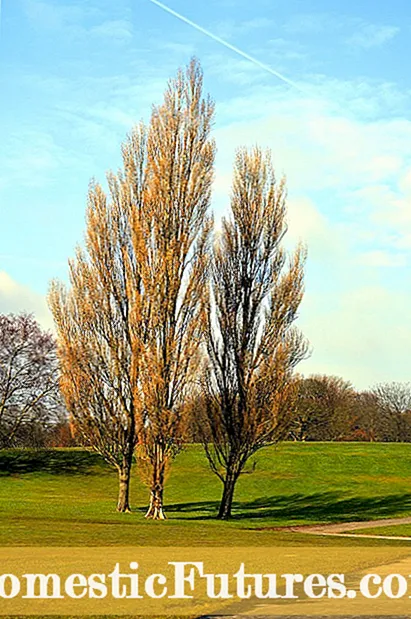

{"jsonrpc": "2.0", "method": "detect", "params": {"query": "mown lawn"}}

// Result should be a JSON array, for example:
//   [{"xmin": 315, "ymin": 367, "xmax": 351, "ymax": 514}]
[{"xmin": 1, "ymin": 443, "xmax": 411, "ymax": 546}]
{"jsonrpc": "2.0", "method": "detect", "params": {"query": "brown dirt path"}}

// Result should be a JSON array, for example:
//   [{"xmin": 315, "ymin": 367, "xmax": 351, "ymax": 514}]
[
  {"xmin": 288, "ymin": 516, "xmax": 411, "ymax": 535},
  {"xmin": 269, "ymin": 516, "xmax": 411, "ymax": 540}
]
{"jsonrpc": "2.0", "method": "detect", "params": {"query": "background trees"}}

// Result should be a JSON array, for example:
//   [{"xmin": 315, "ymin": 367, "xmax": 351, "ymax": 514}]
[
  {"xmin": 372, "ymin": 382, "xmax": 411, "ymax": 416},
  {"xmin": 198, "ymin": 147, "xmax": 308, "ymax": 519},
  {"xmin": 368, "ymin": 382, "xmax": 411, "ymax": 442},
  {"xmin": 290, "ymin": 375, "xmax": 356, "ymax": 442},
  {"xmin": 286, "ymin": 378, "xmax": 411, "ymax": 443},
  {"xmin": 351, "ymin": 390, "xmax": 394, "ymax": 442},
  {"xmin": 0, "ymin": 313, "xmax": 63, "ymax": 448}
]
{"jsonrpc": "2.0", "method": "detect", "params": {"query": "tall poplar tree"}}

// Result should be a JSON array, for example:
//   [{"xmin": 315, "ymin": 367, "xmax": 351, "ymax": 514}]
[
  {"xmin": 199, "ymin": 147, "xmax": 308, "ymax": 519},
  {"xmin": 135, "ymin": 59, "xmax": 215, "ymax": 520},
  {"xmin": 49, "ymin": 127, "xmax": 147, "ymax": 512}
]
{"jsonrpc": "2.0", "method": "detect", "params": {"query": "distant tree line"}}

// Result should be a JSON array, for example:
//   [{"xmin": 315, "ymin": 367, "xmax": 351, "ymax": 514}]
[
  {"xmin": 187, "ymin": 376, "xmax": 411, "ymax": 444},
  {"xmin": 1, "ymin": 319, "xmax": 409, "ymax": 450},
  {"xmin": 288, "ymin": 375, "xmax": 411, "ymax": 443}
]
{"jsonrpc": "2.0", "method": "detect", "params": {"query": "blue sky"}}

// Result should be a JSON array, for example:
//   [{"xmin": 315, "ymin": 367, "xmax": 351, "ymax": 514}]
[{"xmin": 1, "ymin": 0, "xmax": 411, "ymax": 388}]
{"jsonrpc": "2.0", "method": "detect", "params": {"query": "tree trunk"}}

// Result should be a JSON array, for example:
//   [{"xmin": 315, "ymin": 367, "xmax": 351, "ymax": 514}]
[
  {"xmin": 117, "ymin": 455, "xmax": 132, "ymax": 513},
  {"xmin": 217, "ymin": 473, "xmax": 237, "ymax": 520},
  {"xmin": 145, "ymin": 443, "xmax": 166, "ymax": 520},
  {"xmin": 145, "ymin": 484, "xmax": 166, "ymax": 520}
]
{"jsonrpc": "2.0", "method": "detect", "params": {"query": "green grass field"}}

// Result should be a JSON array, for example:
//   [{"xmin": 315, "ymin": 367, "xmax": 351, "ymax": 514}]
[{"xmin": 1, "ymin": 442, "xmax": 411, "ymax": 546}]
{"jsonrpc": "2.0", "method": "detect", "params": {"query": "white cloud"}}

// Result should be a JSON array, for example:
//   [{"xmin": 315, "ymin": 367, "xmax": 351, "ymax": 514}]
[
  {"xmin": 0, "ymin": 272, "xmax": 54, "ymax": 331},
  {"xmin": 90, "ymin": 19, "xmax": 133, "ymax": 41},
  {"xmin": 22, "ymin": 0, "xmax": 95, "ymax": 30},
  {"xmin": 399, "ymin": 169, "xmax": 411, "ymax": 194},
  {"xmin": 264, "ymin": 37, "xmax": 307, "ymax": 62},
  {"xmin": 358, "ymin": 250, "xmax": 407, "ymax": 268},
  {"xmin": 22, "ymin": 0, "xmax": 132, "ymax": 41},
  {"xmin": 348, "ymin": 24, "xmax": 399, "ymax": 49},
  {"xmin": 282, "ymin": 12, "xmax": 341, "ymax": 35},
  {"xmin": 0, "ymin": 128, "xmax": 93, "ymax": 189},
  {"xmin": 286, "ymin": 196, "xmax": 342, "ymax": 258},
  {"xmin": 350, "ymin": 167, "xmax": 411, "ymax": 243},
  {"xmin": 212, "ymin": 16, "xmax": 273, "ymax": 39},
  {"xmin": 299, "ymin": 285, "xmax": 411, "ymax": 389},
  {"xmin": 282, "ymin": 11, "xmax": 399, "ymax": 51},
  {"xmin": 214, "ymin": 96, "xmax": 411, "ymax": 199}
]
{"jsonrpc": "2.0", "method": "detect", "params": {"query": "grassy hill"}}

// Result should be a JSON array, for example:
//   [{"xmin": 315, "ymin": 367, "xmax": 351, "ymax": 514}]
[{"xmin": 1, "ymin": 442, "xmax": 411, "ymax": 546}]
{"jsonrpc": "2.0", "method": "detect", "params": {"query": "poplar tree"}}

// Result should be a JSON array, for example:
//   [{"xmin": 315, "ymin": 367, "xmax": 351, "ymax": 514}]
[
  {"xmin": 135, "ymin": 59, "xmax": 215, "ymax": 520},
  {"xmin": 199, "ymin": 147, "xmax": 308, "ymax": 519},
  {"xmin": 48, "ymin": 127, "xmax": 147, "ymax": 512}
]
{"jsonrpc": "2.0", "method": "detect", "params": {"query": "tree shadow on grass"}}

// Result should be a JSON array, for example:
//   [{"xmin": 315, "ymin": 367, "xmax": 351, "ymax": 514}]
[{"xmin": 164, "ymin": 492, "xmax": 411, "ymax": 523}]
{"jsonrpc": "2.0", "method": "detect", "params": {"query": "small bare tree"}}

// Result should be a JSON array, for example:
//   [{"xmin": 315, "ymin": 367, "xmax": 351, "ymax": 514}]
[
  {"xmin": 354, "ymin": 390, "xmax": 396, "ymax": 442},
  {"xmin": 290, "ymin": 374, "xmax": 356, "ymax": 442},
  {"xmin": 371, "ymin": 382, "xmax": 411, "ymax": 442},
  {"xmin": 288, "ymin": 375, "xmax": 323, "ymax": 442},
  {"xmin": 199, "ymin": 147, "xmax": 309, "ymax": 519},
  {"xmin": 0, "ymin": 313, "xmax": 62, "ymax": 448},
  {"xmin": 135, "ymin": 58, "xmax": 215, "ymax": 520},
  {"xmin": 372, "ymin": 382, "xmax": 411, "ymax": 415}
]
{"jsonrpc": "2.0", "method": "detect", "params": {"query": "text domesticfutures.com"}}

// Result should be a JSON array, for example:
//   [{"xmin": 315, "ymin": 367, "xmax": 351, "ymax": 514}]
[{"xmin": 0, "ymin": 562, "xmax": 409, "ymax": 601}]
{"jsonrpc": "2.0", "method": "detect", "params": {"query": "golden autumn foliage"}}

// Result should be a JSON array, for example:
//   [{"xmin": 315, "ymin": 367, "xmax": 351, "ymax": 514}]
[
  {"xmin": 133, "ymin": 59, "xmax": 215, "ymax": 519},
  {"xmin": 48, "ymin": 127, "xmax": 148, "ymax": 512}
]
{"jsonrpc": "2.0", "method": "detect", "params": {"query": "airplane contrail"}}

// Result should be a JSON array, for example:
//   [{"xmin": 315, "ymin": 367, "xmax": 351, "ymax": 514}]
[{"xmin": 147, "ymin": 0, "xmax": 308, "ymax": 95}]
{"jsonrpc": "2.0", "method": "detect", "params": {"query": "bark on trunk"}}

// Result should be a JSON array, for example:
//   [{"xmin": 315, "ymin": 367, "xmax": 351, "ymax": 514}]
[
  {"xmin": 217, "ymin": 474, "xmax": 237, "ymax": 520},
  {"xmin": 116, "ymin": 455, "xmax": 132, "ymax": 513},
  {"xmin": 145, "ymin": 484, "xmax": 166, "ymax": 520},
  {"xmin": 145, "ymin": 443, "xmax": 167, "ymax": 520}
]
